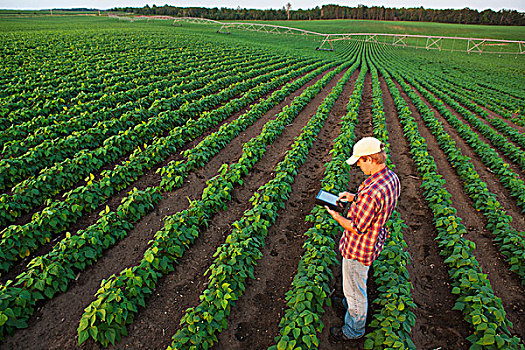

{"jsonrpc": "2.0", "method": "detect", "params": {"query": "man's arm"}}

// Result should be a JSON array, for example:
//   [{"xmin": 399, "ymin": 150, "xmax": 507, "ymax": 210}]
[
  {"xmin": 325, "ymin": 191, "xmax": 377, "ymax": 235},
  {"xmin": 325, "ymin": 206, "xmax": 359, "ymax": 235}
]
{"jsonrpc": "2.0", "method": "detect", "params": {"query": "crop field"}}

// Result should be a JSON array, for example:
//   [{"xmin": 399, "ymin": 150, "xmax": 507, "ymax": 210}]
[
  {"xmin": 245, "ymin": 19, "xmax": 525, "ymax": 41},
  {"xmin": 0, "ymin": 16, "xmax": 524, "ymax": 350}
]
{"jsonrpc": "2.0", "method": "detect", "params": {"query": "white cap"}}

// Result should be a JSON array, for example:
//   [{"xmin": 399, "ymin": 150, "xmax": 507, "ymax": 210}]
[{"xmin": 346, "ymin": 137, "xmax": 382, "ymax": 165}]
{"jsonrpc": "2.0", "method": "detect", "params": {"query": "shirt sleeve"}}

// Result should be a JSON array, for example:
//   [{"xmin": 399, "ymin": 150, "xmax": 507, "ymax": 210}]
[{"xmin": 348, "ymin": 192, "xmax": 378, "ymax": 235}]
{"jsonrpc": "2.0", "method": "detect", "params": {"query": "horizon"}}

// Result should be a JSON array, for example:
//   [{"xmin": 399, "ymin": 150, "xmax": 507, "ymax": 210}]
[
  {"xmin": 2, "ymin": 5, "xmax": 524, "ymax": 12},
  {"xmin": 0, "ymin": 1, "xmax": 523, "ymax": 13}
]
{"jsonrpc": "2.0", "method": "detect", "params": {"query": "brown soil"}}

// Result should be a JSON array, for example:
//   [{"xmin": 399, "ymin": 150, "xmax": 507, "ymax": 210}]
[
  {"xmin": 2, "ymin": 68, "xmax": 524, "ymax": 350},
  {"xmin": 477, "ymin": 104, "xmax": 525, "ymax": 134}
]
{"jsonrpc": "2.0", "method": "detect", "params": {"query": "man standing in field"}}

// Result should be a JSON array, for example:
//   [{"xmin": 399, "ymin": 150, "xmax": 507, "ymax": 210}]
[{"xmin": 325, "ymin": 136, "xmax": 401, "ymax": 343}]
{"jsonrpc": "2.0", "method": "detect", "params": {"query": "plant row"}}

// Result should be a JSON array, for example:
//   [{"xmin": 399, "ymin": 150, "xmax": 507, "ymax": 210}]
[
  {"xmin": 0, "ymin": 59, "xmax": 329, "ymax": 341},
  {"xmin": 77, "ymin": 60, "xmax": 353, "ymax": 348},
  {"xmin": 168, "ymin": 57, "xmax": 358, "ymax": 350},
  {"xmin": 388, "ymin": 48, "xmax": 525, "ymax": 125},
  {"xmin": 0, "ymin": 59, "xmax": 318, "ymax": 273},
  {"xmin": 401, "ymin": 72, "xmax": 525, "ymax": 207},
  {"xmin": 375, "ymin": 48, "xmax": 523, "ymax": 349},
  {"xmin": 442, "ymin": 77, "xmax": 524, "ymax": 125}
]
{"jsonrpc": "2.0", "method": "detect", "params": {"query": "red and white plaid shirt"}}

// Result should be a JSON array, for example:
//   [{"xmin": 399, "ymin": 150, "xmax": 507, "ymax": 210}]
[{"xmin": 339, "ymin": 167, "xmax": 400, "ymax": 266}]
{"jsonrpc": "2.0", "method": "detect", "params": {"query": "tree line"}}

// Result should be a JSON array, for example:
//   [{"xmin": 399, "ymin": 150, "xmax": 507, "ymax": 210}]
[{"xmin": 112, "ymin": 4, "xmax": 524, "ymax": 26}]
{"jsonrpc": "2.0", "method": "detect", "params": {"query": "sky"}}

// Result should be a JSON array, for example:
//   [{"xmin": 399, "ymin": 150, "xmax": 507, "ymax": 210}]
[{"xmin": 0, "ymin": 0, "xmax": 523, "ymax": 12}]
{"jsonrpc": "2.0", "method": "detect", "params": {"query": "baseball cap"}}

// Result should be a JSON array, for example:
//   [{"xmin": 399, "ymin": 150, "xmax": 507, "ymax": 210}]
[{"xmin": 346, "ymin": 137, "xmax": 382, "ymax": 165}]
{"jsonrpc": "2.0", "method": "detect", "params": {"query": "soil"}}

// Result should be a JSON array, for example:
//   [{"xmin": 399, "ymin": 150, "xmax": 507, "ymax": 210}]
[
  {"xmin": 477, "ymin": 104, "xmax": 525, "ymax": 135},
  {"xmin": 2, "ymin": 66, "xmax": 524, "ymax": 350}
]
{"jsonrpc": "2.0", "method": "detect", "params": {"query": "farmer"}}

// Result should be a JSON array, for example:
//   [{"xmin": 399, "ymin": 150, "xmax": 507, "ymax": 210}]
[{"xmin": 325, "ymin": 136, "xmax": 401, "ymax": 343}]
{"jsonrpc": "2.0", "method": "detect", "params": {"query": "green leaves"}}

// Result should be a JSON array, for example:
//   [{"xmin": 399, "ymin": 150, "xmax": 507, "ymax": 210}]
[
  {"xmin": 170, "ymin": 54, "xmax": 355, "ymax": 350},
  {"xmin": 375, "ymin": 51, "xmax": 523, "ymax": 349},
  {"xmin": 357, "ymin": 53, "xmax": 416, "ymax": 350}
]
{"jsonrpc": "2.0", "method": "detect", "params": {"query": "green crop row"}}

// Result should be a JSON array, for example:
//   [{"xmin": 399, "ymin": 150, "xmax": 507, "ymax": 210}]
[
  {"xmin": 0, "ymin": 55, "xmax": 288, "ymax": 191},
  {"xmin": 0, "ymin": 58, "xmax": 326, "ymax": 341},
  {"xmin": 169, "ymin": 55, "xmax": 359, "ymax": 350},
  {"xmin": 477, "ymin": 81, "xmax": 525, "ymax": 111},
  {"xmin": 77, "ymin": 60, "xmax": 350, "ymax": 347},
  {"xmin": 0, "ymin": 59, "xmax": 315, "ymax": 273},
  {"xmin": 374, "ymin": 47, "xmax": 523, "ymax": 349},
  {"xmin": 374, "ymin": 51, "xmax": 525, "ymax": 281},
  {"xmin": 269, "ymin": 49, "xmax": 365, "ymax": 350},
  {"xmin": 423, "ymin": 79, "xmax": 525, "ymax": 158},
  {"xmin": 1, "ymin": 49, "xmax": 262, "ymax": 158}
]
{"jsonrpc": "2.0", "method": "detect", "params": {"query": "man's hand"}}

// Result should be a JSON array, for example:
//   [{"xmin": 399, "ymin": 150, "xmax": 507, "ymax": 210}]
[
  {"xmin": 338, "ymin": 191, "xmax": 355, "ymax": 202},
  {"xmin": 325, "ymin": 206, "xmax": 339, "ymax": 220}
]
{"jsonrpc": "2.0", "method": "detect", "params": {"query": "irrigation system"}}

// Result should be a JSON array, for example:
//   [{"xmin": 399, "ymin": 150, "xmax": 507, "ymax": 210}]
[{"xmin": 110, "ymin": 15, "xmax": 525, "ymax": 55}]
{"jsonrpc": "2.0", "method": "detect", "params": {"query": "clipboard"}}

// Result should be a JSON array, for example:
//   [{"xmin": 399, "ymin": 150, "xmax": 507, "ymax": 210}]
[{"xmin": 315, "ymin": 189, "xmax": 347, "ymax": 213}]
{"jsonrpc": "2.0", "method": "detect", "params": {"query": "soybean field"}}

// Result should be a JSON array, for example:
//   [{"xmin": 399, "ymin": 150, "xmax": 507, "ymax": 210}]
[{"xmin": 0, "ymin": 16, "xmax": 524, "ymax": 350}]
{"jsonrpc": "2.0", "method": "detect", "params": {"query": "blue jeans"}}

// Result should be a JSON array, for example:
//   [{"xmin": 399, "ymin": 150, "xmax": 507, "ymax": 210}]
[{"xmin": 341, "ymin": 257, "xmax": 370, "ymax": 339}]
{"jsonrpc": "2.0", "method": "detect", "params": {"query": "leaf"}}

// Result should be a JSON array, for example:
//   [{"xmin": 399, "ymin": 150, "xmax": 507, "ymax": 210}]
[
  {"xmin": 78, "ymin": 317, "xmax": 89, "ymax": 331},
  {"xmin": 78, "ymin": 330, "xmax": 90, "ymax": 345},
  {"xmin": 145, "ymin": 251, "xmax": 154, "ymax": 263},
  {"xmin": 364, "ymin": 338, "xmax": 375, "ymax": 349},
  {"xmin": 106, "ymin": 328, "xmax": 117, "ymax": 345},
  {"xmin": 0, "ymin": 314, "xmax": 8, "ymax": 326},
  {"xmin": 480, "ymin": 334, "xmax": 495, "ymax": 345}
]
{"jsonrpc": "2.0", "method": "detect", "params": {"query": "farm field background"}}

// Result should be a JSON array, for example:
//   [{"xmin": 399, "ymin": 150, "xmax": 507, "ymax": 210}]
[
  {"xmin": 240, "ymin": 18, "xmax": 525, "ymax": 41},
  {"xmin": 0, "ymin": 15, "xmax": 524, "ymax": 350}
]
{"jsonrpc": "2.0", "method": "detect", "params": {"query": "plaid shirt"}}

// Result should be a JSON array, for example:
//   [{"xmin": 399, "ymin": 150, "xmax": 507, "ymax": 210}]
[{"xmin": 339, "ymin": 167, "xmax": 400, "ymax": 266}]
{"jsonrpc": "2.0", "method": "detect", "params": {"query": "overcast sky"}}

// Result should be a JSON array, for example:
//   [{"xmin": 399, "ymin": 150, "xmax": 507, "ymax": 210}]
[{"xmin": 0, "ymin": 0, "xmax": 523, "ymax": 12}]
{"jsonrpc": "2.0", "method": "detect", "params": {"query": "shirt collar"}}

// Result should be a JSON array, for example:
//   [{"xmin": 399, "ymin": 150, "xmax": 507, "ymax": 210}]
[{"xmin": 360, "ymin": 166, "xmax": 389, "ymax": 190}]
